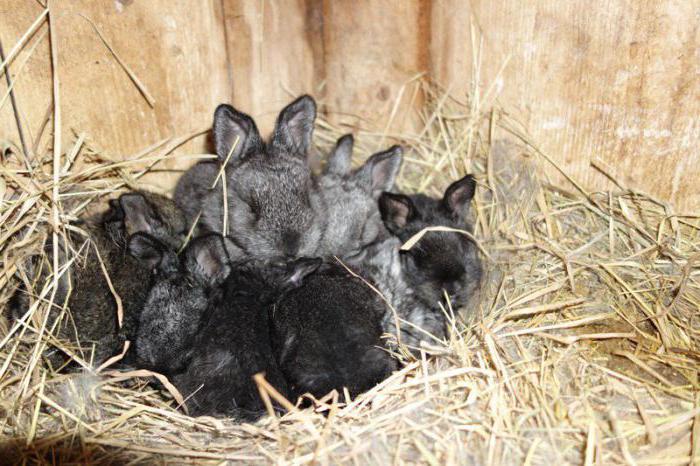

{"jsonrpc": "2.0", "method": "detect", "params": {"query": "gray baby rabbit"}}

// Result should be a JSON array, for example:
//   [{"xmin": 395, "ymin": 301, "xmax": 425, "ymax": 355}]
[
  {"xmin": 173, "ymin": 161, "xmax": 219, "ymax": 230},
  {"xmin": 9, "ymin": 191, "xmax": 187, "ymax": 369},
  {"xmin": 359, "ymin": 175, "xmax": 482, "ymax": 352},
  {"xmin": 128, "ymin": 233, "xmax": 230, "ymax": 374},
  {"xmin": 130, "ymin": 232, "xmax": 320, "ymax": 419},
  {"xmin": 189, "ymin": 95, "xmax": 326, "ymax": 260},
  {"xmin": 314, "ymin": 135, "xmax": 403, "ymax": 257}
]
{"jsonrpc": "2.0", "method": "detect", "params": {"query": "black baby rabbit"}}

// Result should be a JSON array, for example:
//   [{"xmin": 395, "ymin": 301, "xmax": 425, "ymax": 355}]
[
  {"xmin": 131, "ymin": 232, "xmax": 321, "ymax": 419},
  {"xmin": 176, "ymin": 95, "xmax": 326, "ymax": 260},
  {"xmin": 361, "ymin": 175, "xmax": 482, "ymax": 352},
  {"xmin": 314, "ymin": 135, "xmax": 403, "ymax": 257},
  {"xmin": 271, "ymin": 261, "xmax": 397, "ymax": 400},
  {"xmin": 9, "ymin": 191, "xmax": 187, "ymax": 369}
]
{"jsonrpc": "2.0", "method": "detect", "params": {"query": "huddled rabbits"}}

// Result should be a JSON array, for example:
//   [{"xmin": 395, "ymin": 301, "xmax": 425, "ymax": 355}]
[
  {"xmin": 269, "ymin": 176, "xmax": 481, "ymax": 399},
  {"xmin": 130, "ymin": 231, "xmax": 320, "ymax": 419},
  {"xmin": 10, "ymin": 94, "xmax": 483, "ymax": 421},
  {"xmin": 9, "ymin": 191, "xmax": 187, "ymax": 368}
]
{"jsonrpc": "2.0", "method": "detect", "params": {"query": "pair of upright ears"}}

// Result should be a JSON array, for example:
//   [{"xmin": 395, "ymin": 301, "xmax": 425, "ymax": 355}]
[
  {"xmin": 379, "ymin": 175, "xmax": 477, "ymax": 232},
  {"xmin": 324, "ymin": 134, "xmax": 404, "ymax": 196},
  {"xmin": 213, "ymin": 95, "xmax": 317, "ymax": 162}
]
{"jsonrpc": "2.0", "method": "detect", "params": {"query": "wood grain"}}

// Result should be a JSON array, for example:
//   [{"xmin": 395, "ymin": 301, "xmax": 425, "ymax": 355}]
[
  {"xmin": 0, "ymin": 0, "xmax": 231, "ymax": 191},
  {"xmin": 222, "ymin": 0, "xmax": 321, "ymax": 136},
  {"xmin": 430, "ymin": 0, "xmax": 700, "ymax": 212},
  {"xmin": 320, "ymin": 0, "xmax": 428, "ymax": 134},
  {"xmin": 2, "ymin": 1, "xmax": 698, "ymax": 210}
]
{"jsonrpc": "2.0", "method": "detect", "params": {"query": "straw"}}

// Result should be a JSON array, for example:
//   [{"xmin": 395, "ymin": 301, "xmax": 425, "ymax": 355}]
[{"xmin": 0, "ymin": 28, "xmax": 698, "ymax": 464}]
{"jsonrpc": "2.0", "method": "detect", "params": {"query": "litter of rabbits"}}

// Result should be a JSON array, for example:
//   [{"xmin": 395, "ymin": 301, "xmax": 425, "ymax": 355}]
[{"xmin": 1, "ymin": 78, "xmax": 699, "ymax": 465}]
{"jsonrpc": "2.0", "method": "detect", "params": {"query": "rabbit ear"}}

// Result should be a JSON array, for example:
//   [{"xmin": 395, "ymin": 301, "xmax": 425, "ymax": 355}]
[
  {"xmin": 356, "ymin": 145, "xmax": 403, "ymax": 196},
  {"xmin": 379, "ymin": 192, "xmax": 416, "ymax": 233},
  {"xmin": 443, "ymin": 175, "xmax": 476, "ymax": 220},
  {"xmin": 324, "ymin": 134, "xmax": 354, "ymax": 175},
  {"xmin": 119, "ymin": 193, "xmax": 162, "ymax": 237},
  {"xmin": 285, "ymin": 257, "xmax": 322, "ymax": 287},
  {"xmin": 185, "ymin": 234, "xmax": 231, "ymax": 286},
  {"xmin": 128, "ymin": 232, "xmax": 177, "ymax": 273},
  {"xmin": 213, "ymin": 104, "xmax": 262, "ymax": 162},
  {"xmin": 103, "ymin": 198, "xmax": 125, "ymax": 225},
  {"xmin": 271, "ymin": 95, "xmax": 317, "ymax": 157}
]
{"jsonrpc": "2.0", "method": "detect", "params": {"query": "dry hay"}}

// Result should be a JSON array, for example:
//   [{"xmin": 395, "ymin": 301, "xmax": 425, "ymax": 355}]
[{"xmin": 2, "ymin": 25, "xmax": 700, "ymax": 466}]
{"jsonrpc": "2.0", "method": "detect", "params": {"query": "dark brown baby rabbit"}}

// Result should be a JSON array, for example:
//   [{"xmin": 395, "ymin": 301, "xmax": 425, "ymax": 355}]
[{"xmin": 9, "ymin": 191, "xmax": 187, "ymax": 369}]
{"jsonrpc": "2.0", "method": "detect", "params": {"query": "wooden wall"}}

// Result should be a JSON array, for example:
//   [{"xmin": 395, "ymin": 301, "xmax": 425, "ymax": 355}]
[
  {"xmin": 1, "ymin": 1, "xmax": 698, "ymax": 211},
  {"xmin": 0, "ymin": 0, "xmax": 230, "ymax": 189}
]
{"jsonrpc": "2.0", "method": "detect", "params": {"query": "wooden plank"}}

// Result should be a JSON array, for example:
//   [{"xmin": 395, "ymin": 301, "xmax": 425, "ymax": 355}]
[
  {"xmin": 320, "ymin": 0, "xmax": 428, "ymax": 135},
  {"xmin": 222, "ymin": 0, "xmax": 321, "ymax": 136},
  {"xmin": 429, "ymin": 0, "xmax": 700, "ymax": 212},
  {"xmin": 0, "ymin": 0, "xmax": 231, "ymax": 192}
]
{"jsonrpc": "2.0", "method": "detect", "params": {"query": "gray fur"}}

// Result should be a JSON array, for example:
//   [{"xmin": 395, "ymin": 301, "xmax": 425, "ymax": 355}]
[
  {"xmin": 314, "ymin": 139, "xmax": 403, "ymax": 257},
  {"xmin": 195, "ymin": 95, "xmax": 326, "ymax": 260},
  {"xmin": 173, "ymin": 161, "xmax": 219, "ymax": 230}
]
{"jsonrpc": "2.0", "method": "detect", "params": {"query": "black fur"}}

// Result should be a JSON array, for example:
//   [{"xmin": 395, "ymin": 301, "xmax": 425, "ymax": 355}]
[
  {"xmin": 171, "ymin": 257, "xmax": 321, "ymax": 419},
  {"xmin": 271, "ymin": 262, "xmax": 397, "ymax": 400},
  {"xmin": 356, "ymin": 175, "xmax": 483, "ymax": 351}
]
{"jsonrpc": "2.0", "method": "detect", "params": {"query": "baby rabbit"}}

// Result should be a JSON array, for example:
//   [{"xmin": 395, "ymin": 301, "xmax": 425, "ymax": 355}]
[
  {"xmin": 271, "ymin": 261, "xmax": 397, "ymax": 400},
  {"xmin": 128, "ymin": 233, "xmax": 231, "ymax": 374},
  {"xmin": 361, "ymin": 175, "xmax": 482, "ymax": 352},
  {"xmin": 130, "ymin": 232, "xmax": 321, "ymax": 419},
  {"xmin": 10, "ymin": 191, "xmax": 187, "ymax": 369},
  {"xmin": 314, "ymin": 135, "xmax": 403, "ymax": 257},
  {"xmin": 177, "ymin": 95, "xmax": 326, "ymax": 260}
]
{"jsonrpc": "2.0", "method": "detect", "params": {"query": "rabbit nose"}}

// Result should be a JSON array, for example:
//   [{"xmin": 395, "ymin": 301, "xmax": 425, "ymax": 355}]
[{"xmin": 281, "ymin": 230, "xmax": 301, "ymax": 257}]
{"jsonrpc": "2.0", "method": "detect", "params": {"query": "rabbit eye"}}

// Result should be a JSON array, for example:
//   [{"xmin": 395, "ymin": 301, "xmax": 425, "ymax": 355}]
[{"xmin": 346, "ymin": 248, "xmax": 366, "ymax": 260}]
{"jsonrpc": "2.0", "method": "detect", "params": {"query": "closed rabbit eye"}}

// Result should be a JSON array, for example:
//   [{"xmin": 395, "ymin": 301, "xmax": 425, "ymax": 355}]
[{"xmin": 345, "ymin": 247, "xmax": 366, "ymax": 260}]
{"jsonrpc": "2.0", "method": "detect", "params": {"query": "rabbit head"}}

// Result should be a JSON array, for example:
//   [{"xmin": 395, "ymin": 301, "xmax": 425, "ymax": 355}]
[
  {"xmin": 316, "ymin": 136, "xmax": 403, "ymax": 257},
  {"xmin": 378, "ymin": 175, "xmax": 482, "ymax": 308},
  {"xmin": 104, "ymin": 191, "xmax": 187, "ymax": 250},
  {"xmin": 128, "ymin": 233, "xmax": 231, "ymax": 371},
  {"xmin": 201, "ymin": 95, "xmax": 326, "ymax": 260}
]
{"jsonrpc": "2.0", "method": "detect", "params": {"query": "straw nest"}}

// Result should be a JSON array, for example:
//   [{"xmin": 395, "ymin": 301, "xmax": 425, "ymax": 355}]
[{"xmin": 1, "ymin": 76, "xmax": 699, "ymax": 464}]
